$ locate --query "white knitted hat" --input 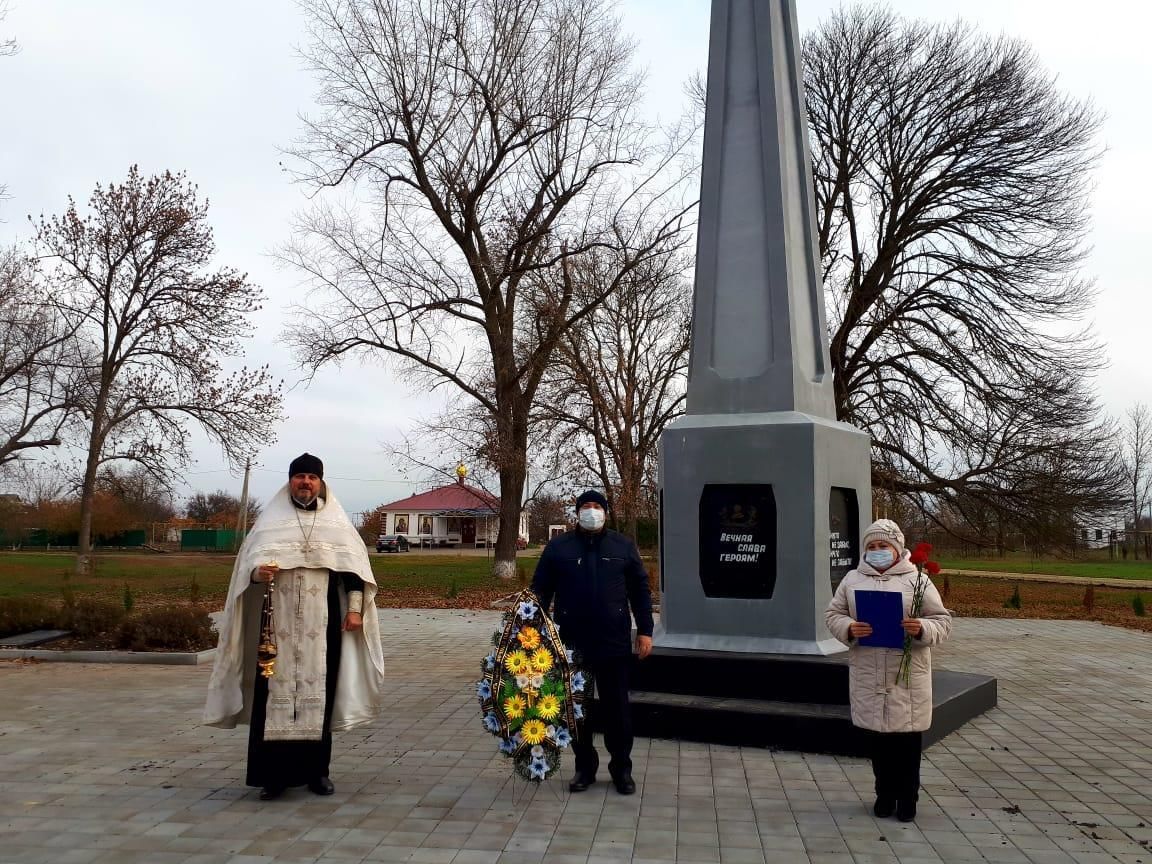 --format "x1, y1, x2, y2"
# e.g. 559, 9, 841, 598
861, 518, 905, 557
